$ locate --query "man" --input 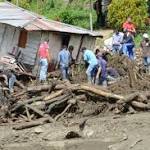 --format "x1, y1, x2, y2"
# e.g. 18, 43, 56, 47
122, 17, 136, 34
140, 33, 150, 74
68, 45, 75, 65
38, 40, 51, 82
122, 31, 135, 60
68, 45, 75, 77
112, 30, 124, 53
57, 45, 71, 80
95, 49, 107, 87
81, 47, 98, 84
